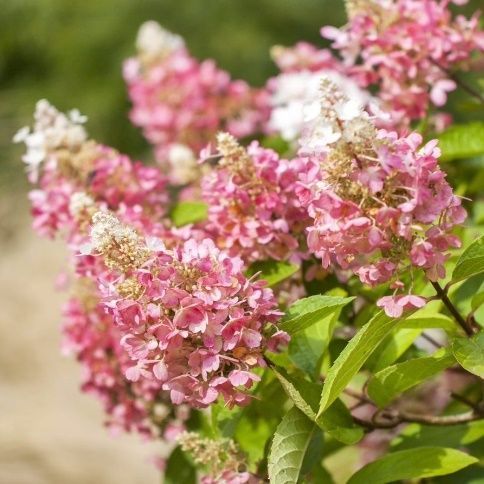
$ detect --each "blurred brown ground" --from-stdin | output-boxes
[0,195,161,484]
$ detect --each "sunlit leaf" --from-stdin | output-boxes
[391,421,484,451]
[268,407,317,484]
[438,121,484,162]
[288,310,337,376]
[367,348,455,407]
[397,313,459,334]
[280,295,354,335]
[170,201,208,227]
[368,328,422,372]
[246,259,299,287]
[452,235,484,284]
[452,333,484,378]
[273,368,364,445]
[347,447,478,484]
[318,310,406,415]
[471,287,484,312]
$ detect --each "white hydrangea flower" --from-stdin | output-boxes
[91,211,138,252]
[167,143,198,185]
[68,109,88,124]
[269,69,370,143]
[268,71,321,142]
[299,119,341,156]
[298,75,379,156]
[145,236,166,252]
[69,191,95,218]
[13,99,87,182]
[136,21,184,60]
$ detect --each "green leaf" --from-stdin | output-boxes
[300,429,324,480]
[438,122,484,162]
[398,313,460,334]
[268,407,317,484]
[452,333,484,378]
[368,328,423,372]
[236,413,275,469]
[280,295,354,335]
[273,368,364,445]
[234,376,286,468]
[391,421,484,451]
[164,446,197,484]
[452,275,484,326]
[211,401,242,438]
[471,289,484,313]
[347,447,478,484]
[170,201,208,227]
[318,310,406,415]
[317,399,364,445]
[288,310,337,376]
[367,348,455,407]
[260,135,291,156]
[246,260,299,287]
[306,464,335,484]
[272,368,319,421]
[433,463,484,484]
[452,235,484,284]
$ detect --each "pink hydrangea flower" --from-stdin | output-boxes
[377,294,426,318]
[201,132,312,264]
[124,21,270,163]
[321,0,484,126]
[299,79,465,309]
[270,42,340,73]
[90,213,286,408]
[62,295,188,437]
[17,101,205,439]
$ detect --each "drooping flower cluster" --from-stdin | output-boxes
[14,101,188,436]
[299,79,466,313]
[322,0,484,126]
[61,284,190,438]
[178,432,259,484]
[201,132,311,264]
[124,21,270,163]
[89,211,285,407]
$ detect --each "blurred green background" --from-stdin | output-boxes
[0,0,348,194]
[1,0,480,222]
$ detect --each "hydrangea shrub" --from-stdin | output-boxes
[15,1,484,482]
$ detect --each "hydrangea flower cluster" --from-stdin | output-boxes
[89,211,284,407]
[14,99,169,239]
[322,0,484,125]
[299,78,466,314]
[124,21,269,162]
[178,432,258,484]
[14,101,189,436]
[61,289,186,438]
[201,132,311,263]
